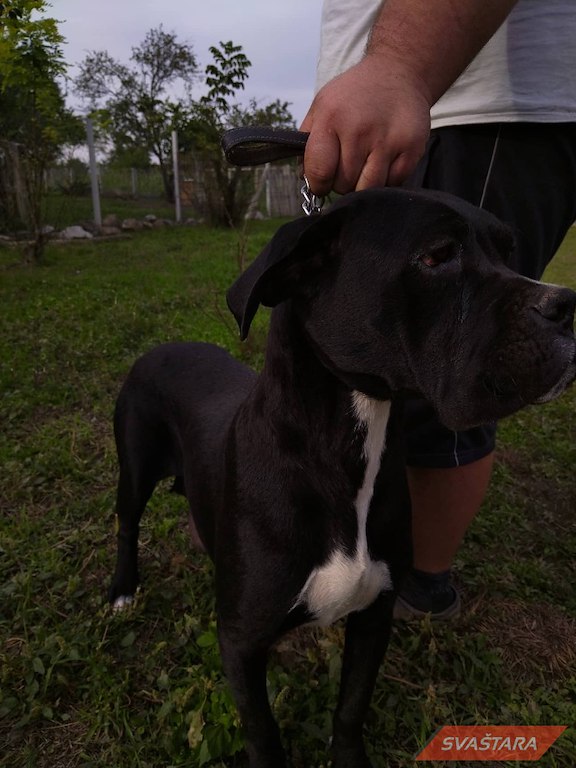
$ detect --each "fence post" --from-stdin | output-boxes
[86,118,102,229]
[131,167,138,198]
[172,130,182,223]
[265,163,272,217]
[246,163,269,219]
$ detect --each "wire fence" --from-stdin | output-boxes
[46,165,166,200]
[1,136,303,236]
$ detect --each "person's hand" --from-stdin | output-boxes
[300,54,432,196]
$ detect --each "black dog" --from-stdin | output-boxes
[109,188,576,768]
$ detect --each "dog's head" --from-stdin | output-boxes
[227,188,576,430]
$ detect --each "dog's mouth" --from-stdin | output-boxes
[481,372,522,402]
[478,333,576,408]
[441,352,576,431]
[532,358,576,404]
[480,360,576,408]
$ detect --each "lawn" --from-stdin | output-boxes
[0,221,575,768]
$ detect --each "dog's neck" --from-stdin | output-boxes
[243,304,391,487]
[259,304,359,426]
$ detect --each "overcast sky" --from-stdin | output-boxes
[53,0,323,125]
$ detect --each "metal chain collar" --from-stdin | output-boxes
[300,175,325,216]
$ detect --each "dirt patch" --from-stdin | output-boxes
[476,597,576,682]
[495,446,576,532]
[0,718,91,768]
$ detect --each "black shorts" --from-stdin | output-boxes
[404,122,576,468]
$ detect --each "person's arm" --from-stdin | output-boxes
[301,0,519,195]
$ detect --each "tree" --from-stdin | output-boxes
[0,0,83,258]
[0,1,22,18]
[75,26,198,199]
[181,41,295,227]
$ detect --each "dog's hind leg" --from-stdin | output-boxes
[331,592,395,768]
[108,464,157,608]
[108,399,167,609]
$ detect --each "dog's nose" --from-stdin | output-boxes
[533,287,576,332]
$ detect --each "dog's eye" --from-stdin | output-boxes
[418,240,460,268]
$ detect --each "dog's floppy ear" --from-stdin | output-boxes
[227,208,347,339]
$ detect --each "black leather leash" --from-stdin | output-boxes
[221,127,325,215]
[221,126,309,167]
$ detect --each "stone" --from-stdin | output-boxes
[144,214,157,223]
[79,220,98,234]
[103,213,121,227]
[121,218,144,231]
[60,225,93,240]
[99,226,122,236]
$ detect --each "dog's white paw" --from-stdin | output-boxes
[112,594,134,612]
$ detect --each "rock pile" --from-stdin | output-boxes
[1,214,201,244]
[57,213,184,240]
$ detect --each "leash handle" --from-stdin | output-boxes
[221,127,325,215]
[221,127,310,167]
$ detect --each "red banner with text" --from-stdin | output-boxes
[415,725,567,761]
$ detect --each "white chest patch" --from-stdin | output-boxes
[293,393,393,626]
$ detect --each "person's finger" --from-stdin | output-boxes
[330,134,374,194]
[357,122,428,189]
[302,126,341,197]
[387,150,422,187]
[354,148,392,191]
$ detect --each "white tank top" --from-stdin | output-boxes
[315,0,576,127]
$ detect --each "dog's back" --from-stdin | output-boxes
[115,341,255,468]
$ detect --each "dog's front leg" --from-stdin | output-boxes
[332,592,395,768]
[218,627,286,768]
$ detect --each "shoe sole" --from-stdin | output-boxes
[393,591,461,622]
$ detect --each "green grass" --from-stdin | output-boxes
[1,224,575,767]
